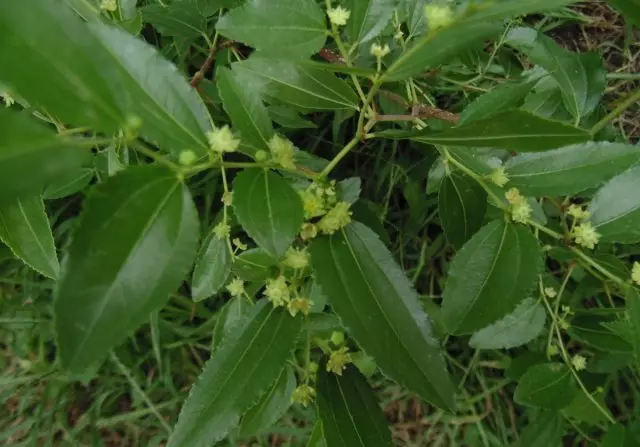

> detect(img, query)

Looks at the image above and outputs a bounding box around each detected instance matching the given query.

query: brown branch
[190,40,235,88]
[378,90,460,123]
[318,48,345,64]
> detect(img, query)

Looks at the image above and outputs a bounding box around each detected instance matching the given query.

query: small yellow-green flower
[547,344,559,357]
[505,187,524,205]
[330,331,345,347]
[1,91,15,108]
[232,237,247,251]
[207,125,240,153]
[571,355,587,371]
[300,188,326,219]
[572,222,600,249]
[264,276,291,307]
[370,42,391,59]
[178,150,197,166]
[424,4,454,31]
[100,0,117,12]
[327,6,350,26]
[284,247,309,270]
[632,262,640,286]
[291,384,316,406]
[226,277,245,297]
[511,200,532,224]
[544,287,557,299]
[222,191,233,206]
[327,346,352,375]
[300,223,318,241]
[288,297,312,317]
[318,202,352,235]
[268,134,296,170]
[489,166,509,187]
[567,204,590,221]
[213,221,231,239]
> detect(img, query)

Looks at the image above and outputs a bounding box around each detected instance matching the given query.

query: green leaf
[441,220,542,335]
[191,232,232,302]
[0,196,59,279]
[233,58,359,111]
[608,0,640,26]
[212,297,254,348]
[216,0,326,58]
[55,166,199,373]
[460,79,537,124]
[268,106,317,129]
[232,248,279,282]
[505,142,640,197]
[462,0,576,23]
[522,88,571,121]
[168,302,303,447]
[217,66,274,154]
[0,2,211,154]
[307,422,326,447]
[518,411,563,447]
[310,222,456,410]
[0,109,88,201]
[562,391,611,425]
[43,168,94,200]
[239,365,296,437]
[316,365,392,447]
[142,3,207,38]
[345,0,395,47]
[469,298,546,349]
[438,172,487,249]
[381,111,591,152]
[506,27,606,119]
[627,288,640,364]
[568,315,633,354]
[233,169,304,259]
[514,363,577,409]
[588,165,640,243]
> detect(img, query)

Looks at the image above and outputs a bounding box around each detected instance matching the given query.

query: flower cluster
[318,202,352,235]
[567,204,590,221]
[284,247,309,270]
[633,262,640,286]
[370,43,390,59]
[288,297,312,317]
[505,188,531,224]
[299,181,338,219]
[327,6,350,26]
[100,0,117,12]
[213,221,231,240]
[424,4,454,31]
[226,277,245,297]
[268,134,296,170]
[207,125,240,154]
[291,384,316,407]
[264,275,291,307]
[1,91,14,108]
[571,222,600,250]
[327,346,352,375]
[489,166,509,187]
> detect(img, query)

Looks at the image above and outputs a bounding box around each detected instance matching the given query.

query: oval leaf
[233,169,304,259]
[316,364,392,447]
[310,222,456,410]
[142,3,207,38]
[469,298,546,349]
[0,109,88,201]
[216,0,326,58]
[345,0,395,47]
[627,288,640,364]
[514,363,577,409]
[54,166,199,373]
[442,220,542,335]
[192,232,232,302]
[212,297,255,349]
[0,196,59,279]
[438,172,487,249]
[234,58,359,111]
[460,79,537,124]
[232,247,278,282]
[239,365,296,437]
[168,302,303,447]
[43,168,94,200]
[588,165,640,243]
[506,142,640,197]
[518,411,564,447]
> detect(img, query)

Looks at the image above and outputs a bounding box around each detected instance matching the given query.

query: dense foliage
[2,0,640,445]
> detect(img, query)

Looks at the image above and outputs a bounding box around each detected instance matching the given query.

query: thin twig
[190,40,235,88]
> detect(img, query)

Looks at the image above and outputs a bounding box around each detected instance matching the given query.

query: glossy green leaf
[268,106,317,129]
[0,196,59,279]
[562,391,611,425]
[307,422,326,447]
[239,365,296,437]
[518,411,564,447]
[142,3,207,37]
[460,80,537,124]
[191,232,232,302]
[438,172,487,249]
[442,220,542,334]
[233,169,304,259]
[469,298,546,349]
[234,58,359,111]
[462,0,576,23]
[217,67,274,154]
[212,297,254,348]
[506,27,606,119]
[609,0,640,26]
[232,248,278,282]
[0,109,88,201]
[381,111,590,152]
[522,88,572,121]
[43,168,94,200]
[316,365,392,447]
[569,315,633,354]
[514,363,577,409]
[627,288,640,364]
[310,222,456,410]
[345,0,395,47]
[55,166,199,373]
[588,165,640,243]
[505,142,640,197]
[0,2,211,154]
[168,302,303,447]
[216,0,326,58]
[337,178,362,205]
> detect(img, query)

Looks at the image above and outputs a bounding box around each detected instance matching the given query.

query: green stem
[570,247,629,288]
[319,137,359,178]
[591,86,640,134]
